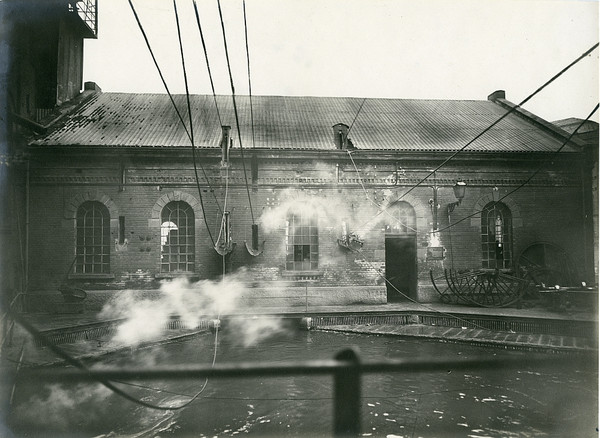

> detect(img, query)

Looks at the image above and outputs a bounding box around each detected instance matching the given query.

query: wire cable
[173,0,219,246]
[435,103,599,235]
[11,312,200,411]
[348,248,491,331]
[243,0,256,151]
[395,42,598,203]
[216,0,256,224]
[345,98,366,148]
[358,42,599,229]
[129,0,223,238]
[347,150,417,233]
[193,0,224,128]
[127,0,190,142]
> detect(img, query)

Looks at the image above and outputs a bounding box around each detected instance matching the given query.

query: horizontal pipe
[18,355,580,383]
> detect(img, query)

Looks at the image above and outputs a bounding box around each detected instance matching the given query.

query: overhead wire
[11,312,207,411]
[173,0,223,400]
[127,0,191,142]
[216,0,256,224]
[192,0,224,128]
[345,97,366,146]
[173,0,220,247]
[346,106,598,322]
[129,0,224,244]
[243,0,256,151]
[435,103,599,235]
[348,248,493,331]
[347,150,417,233]
[356,42,599,228]
[343,97,419,232]
[394,42,599,202]
[340,45,599,327]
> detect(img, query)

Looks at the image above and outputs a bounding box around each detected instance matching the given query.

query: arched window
[76,201,110,274]
[384,201,416,235]
[286,209,318,271]
[161,201,195,273]
[481,202,512,269]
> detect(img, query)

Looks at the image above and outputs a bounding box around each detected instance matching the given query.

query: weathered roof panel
[30,93,579,153]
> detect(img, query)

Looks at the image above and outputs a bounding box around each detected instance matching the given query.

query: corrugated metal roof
[30,93,579,153]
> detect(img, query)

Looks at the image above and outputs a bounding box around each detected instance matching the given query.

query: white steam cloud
[100,272,286,348]
[12,384,112,430]
[227,316,285,348]
[258,187,406,240]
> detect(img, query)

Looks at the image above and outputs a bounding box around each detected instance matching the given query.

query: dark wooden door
[385,236,417,301]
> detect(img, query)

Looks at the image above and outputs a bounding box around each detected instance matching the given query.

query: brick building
[20,89,595,309]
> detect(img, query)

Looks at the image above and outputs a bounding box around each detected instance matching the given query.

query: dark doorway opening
[385,236,417,302]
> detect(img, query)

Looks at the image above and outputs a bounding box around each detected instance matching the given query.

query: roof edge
[488,91,585,149]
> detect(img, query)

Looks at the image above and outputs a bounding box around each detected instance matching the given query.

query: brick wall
[26,152,588,304]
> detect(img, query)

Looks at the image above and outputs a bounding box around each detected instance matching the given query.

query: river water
[8,327,598,438]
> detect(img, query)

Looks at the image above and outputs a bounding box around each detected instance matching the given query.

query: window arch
[481,202,512,269]
[286,209,318,271]
[161,201,195,273]
[76,201,110,274]
[384,201,416,235]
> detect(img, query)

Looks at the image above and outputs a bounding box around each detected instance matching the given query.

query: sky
[83,0,599,123]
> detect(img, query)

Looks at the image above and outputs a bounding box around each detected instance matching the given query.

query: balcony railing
[68,0,98,38]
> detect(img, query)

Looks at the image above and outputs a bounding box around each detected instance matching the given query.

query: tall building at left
[1,0,98,306]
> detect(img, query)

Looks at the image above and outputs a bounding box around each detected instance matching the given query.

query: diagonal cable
[173,0,221,245]
[243,0,256,150]
[395,42,599,203]
[435,103,599,234]
[216,0,255,224]
[193,0,224,128]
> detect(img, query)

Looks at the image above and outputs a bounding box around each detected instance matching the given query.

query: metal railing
[69,0,98,37]
[19,350,582,437]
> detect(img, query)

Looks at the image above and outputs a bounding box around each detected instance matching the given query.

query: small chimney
[84,81,102,92]
[487,90,506,102]
[332,123,349,150]
[221,125,231,167]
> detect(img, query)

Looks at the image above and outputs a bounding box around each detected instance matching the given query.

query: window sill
[68,273,115,280]
[282,271,323,278]
[155,272,199,280]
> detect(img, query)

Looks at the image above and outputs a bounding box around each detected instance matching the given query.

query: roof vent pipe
[332,123,350,150]
[487,90,506,102]
[221,125,231,166]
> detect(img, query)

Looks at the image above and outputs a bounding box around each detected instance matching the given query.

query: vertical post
[334,348,361,437]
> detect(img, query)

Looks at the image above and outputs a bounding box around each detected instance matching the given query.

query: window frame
[384,201,417,235]
[285,210,319,272]
[481,202,513,269]
[75,201,111,275]
[160,201,196,273]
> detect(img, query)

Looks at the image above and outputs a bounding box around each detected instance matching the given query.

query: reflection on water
[8,329,598,437]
